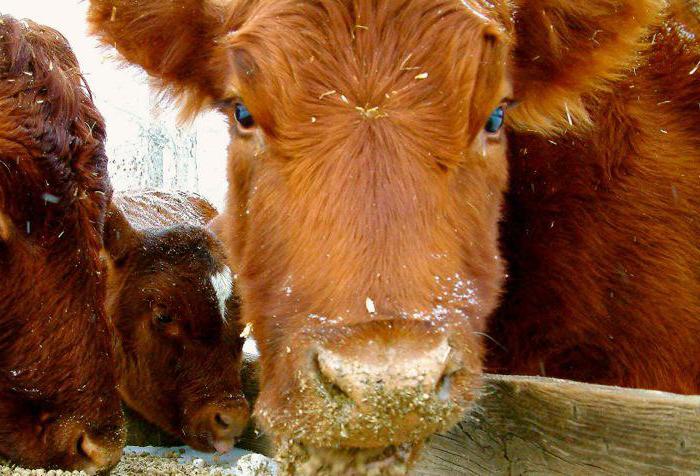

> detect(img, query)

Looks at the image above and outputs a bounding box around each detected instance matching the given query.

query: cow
[102,190,249,453]
[0,15,124,473]
[87,0,700,473]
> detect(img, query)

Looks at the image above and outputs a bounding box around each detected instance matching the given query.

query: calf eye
[485,106,505,134]
[234,103,255,129]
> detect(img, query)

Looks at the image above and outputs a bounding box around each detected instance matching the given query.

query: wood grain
[413,375,700,475]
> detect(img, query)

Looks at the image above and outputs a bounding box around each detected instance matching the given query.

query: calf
[0,15,124,473]
[103,190,249,453]
[88,0,699,473]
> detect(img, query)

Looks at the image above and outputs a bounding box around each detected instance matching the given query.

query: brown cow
[88,0,700,473]
[0,16,124,473]
[103,190,249,453]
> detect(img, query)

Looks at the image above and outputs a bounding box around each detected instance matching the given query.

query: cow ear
[102,205,139,267]
[509,0,664,133]
[87,0,235,119]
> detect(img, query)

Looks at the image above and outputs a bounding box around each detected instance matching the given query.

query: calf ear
[207,214,226,239]
[102,204,139,267]
[509,0,664,133]
[207,213,233,263]
[87,0,234,117]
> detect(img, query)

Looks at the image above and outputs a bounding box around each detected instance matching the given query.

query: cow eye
[155,313,173,325]
[485,106,505,134]
[234,103,255,129]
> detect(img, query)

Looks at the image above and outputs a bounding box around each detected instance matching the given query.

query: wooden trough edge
[126,351,700,474]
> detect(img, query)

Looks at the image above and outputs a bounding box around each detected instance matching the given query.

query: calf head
[89,0,664,471]
[102,205,248,453]
[0,16,124,473]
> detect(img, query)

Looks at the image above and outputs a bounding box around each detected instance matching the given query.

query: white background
[1,0,230,210]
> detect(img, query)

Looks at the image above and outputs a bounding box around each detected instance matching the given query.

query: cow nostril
[436,350,463,401]
[75,431,118,470]
[436,372,453,401]
[68,428,121,473]
[201,405,249,453]
[313,352,351,401]
[214,412,231,429]
[76,432,89,460]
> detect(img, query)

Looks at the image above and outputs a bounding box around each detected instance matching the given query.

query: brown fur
[669,0,700,35]
[103,191,248,452]
[488,7,700,393]
[0,16,124,472]
[87,0,699,467]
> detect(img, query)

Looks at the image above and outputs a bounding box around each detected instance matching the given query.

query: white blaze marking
[210,266,233,322]
[243,337,259,356]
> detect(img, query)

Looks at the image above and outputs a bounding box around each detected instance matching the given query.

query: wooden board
[126,352,700,474]
[413,375,700,475]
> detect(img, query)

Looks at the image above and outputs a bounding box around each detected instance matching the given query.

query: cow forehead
[245,0,495,25]
[226,0,505,146]
[229,0,498,76]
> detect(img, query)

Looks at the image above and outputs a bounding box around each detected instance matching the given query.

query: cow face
[0,16,125,473]
[0,223,125,473]
[218,2,509,457]
[88,0,664,471]
[103,209,249,453]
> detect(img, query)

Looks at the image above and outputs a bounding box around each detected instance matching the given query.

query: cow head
[88,0,663,471]
[0,16,124,473]
[102,204,249,453]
